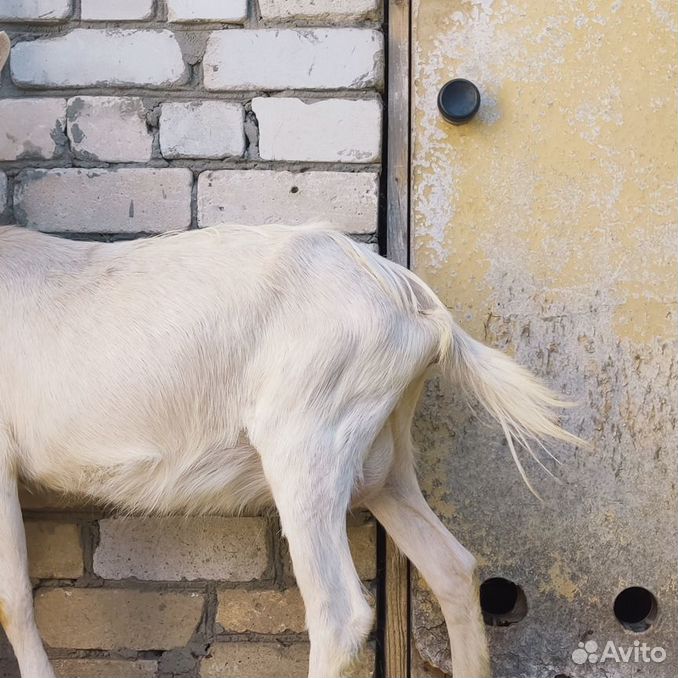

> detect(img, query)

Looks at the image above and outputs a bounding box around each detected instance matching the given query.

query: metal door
[409,1,677,676]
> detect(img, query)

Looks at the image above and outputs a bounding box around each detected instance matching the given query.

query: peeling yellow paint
[412,0,677,343]
[540,559,580,602]
[411,0,677,672]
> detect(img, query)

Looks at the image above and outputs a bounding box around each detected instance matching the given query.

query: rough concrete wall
[410,1,677,677]
[0,1,383,676]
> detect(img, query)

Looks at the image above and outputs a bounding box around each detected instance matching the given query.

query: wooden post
[382,1,411,676]
[386,0,411,269]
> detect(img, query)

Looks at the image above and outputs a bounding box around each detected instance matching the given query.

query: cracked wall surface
[410,1,677,676]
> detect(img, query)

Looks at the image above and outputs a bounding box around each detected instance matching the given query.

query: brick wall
[0,0,383,238]
[0,1,383,676]
[2,494,377,678]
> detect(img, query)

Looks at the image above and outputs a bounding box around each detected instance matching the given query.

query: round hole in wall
[479,577,528,626]
[290,185,299,193]
[613,587,657,632]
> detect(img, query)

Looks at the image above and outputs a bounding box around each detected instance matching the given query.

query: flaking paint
[411,1,677,676]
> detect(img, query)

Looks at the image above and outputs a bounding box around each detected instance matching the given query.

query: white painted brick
[0,172,7,215]
[160,101,245,159]
[15,168,192,233]
[67,96,152,162]
[198,170,378,233]
[259,0,379,22]
[0,0,70,22]
[81,0,154,20]
[167,0,247,23]
[11,30,187,88]
[0,98,66,161]
[253,97,381,163]
[94,516,270,581]
[204,29,382,91]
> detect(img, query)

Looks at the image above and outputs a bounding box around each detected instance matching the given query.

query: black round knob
[437,79,481,125]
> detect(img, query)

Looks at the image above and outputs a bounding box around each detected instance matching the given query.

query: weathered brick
[0,172,7,216]
[167,0,247,23]
[160,101,245,159]
[200,642,374,677]
[81,0,154,20]
[67,96,153,162]
[35,588,204,650]
[200,642,307,678]
[0,0,70,22]
[94,516,270,581]
[0,98,66,161]
[25,521,83,579]
[53,658,157,678]
[197,170,379,233]
[259,0,379,22]
[14,168,192,233]
[252,97,381,163]
[204,29,382,91]
[11,30,187,88]
[216,588,305,634]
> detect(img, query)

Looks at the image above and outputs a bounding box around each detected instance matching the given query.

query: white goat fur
[0,221,582,678]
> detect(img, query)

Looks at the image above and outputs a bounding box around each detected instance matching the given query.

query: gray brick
[200,642,308,678]
[11,30,187,88]
[216,588,306,634]
[0,98,66,161]
[14,168,192,233]
[252,97,381,163]
[0,0,70,22]
[94,516,270,581]
[198,170,379,233]
[167,0,247,22]
[81,0,154,20]
[67,96,153,163]
[204,29,383,91]
[259,0,379,22]
[160,101,245,159]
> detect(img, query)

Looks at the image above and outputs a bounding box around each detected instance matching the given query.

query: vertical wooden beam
[384,539,409,677]
[383,1,411,677]
[385,0,411,269]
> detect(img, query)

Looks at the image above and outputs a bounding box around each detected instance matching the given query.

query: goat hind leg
[0,458,54,678]
[257,437,372,678]
[367,464,491,678]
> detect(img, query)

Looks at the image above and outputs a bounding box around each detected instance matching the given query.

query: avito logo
[572,640,666,665]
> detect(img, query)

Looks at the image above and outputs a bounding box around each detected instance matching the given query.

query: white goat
[0,33,580,678]
[0,223,581,678]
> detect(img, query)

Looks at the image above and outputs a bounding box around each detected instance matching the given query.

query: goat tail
[314,227,585,496]
[427,303,586,498]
